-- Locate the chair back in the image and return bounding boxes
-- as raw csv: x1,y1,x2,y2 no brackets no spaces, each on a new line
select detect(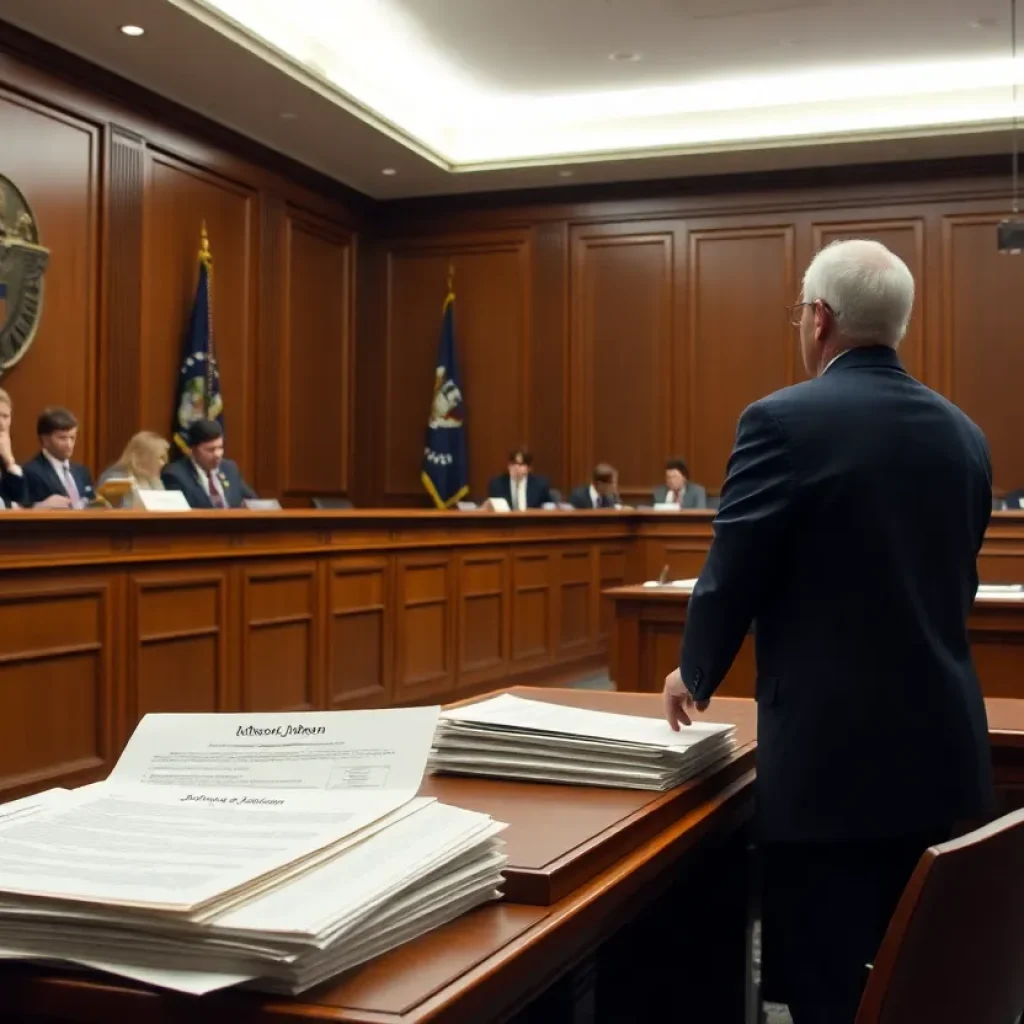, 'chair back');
855,809,1024,1024
312,497,353,510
